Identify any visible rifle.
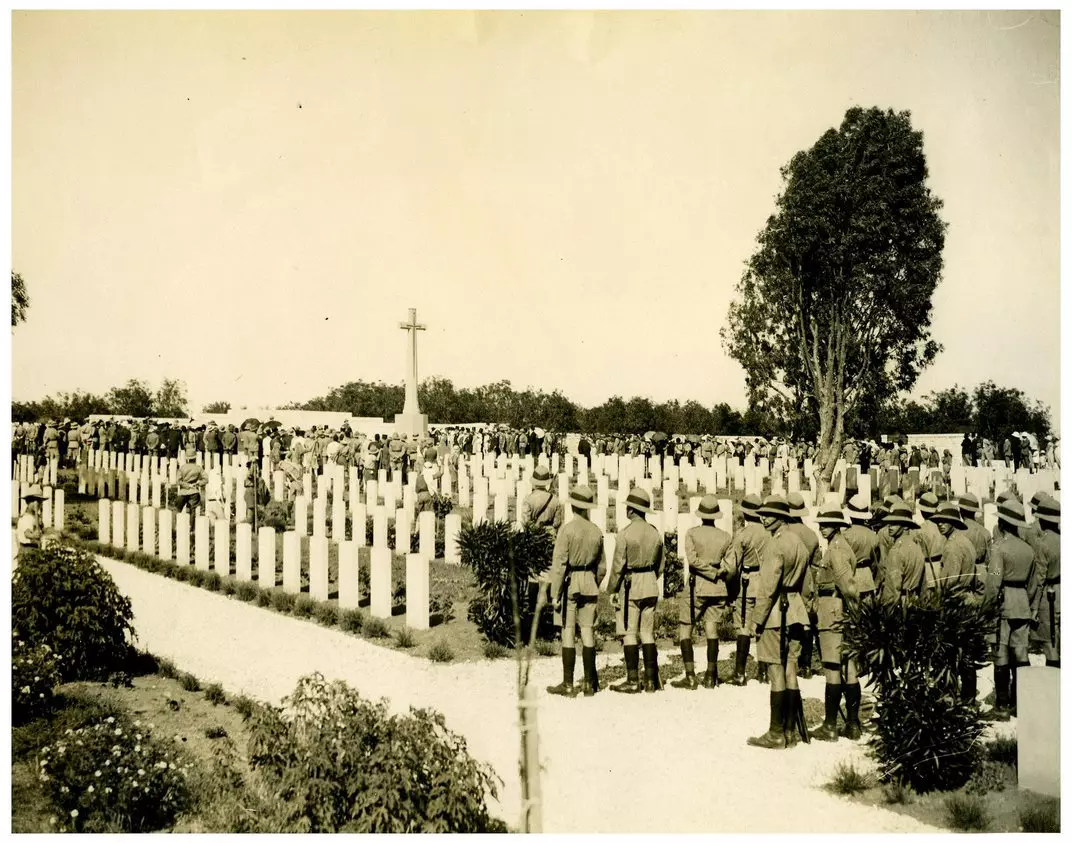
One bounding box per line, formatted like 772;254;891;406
689;571;696;627
1048;589;1057;650
740;572;750;631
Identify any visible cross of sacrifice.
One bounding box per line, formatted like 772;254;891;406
399;308;427;416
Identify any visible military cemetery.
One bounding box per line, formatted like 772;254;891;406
11;10;1059;837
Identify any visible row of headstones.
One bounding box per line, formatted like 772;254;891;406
10;480;65;530
95;498;433;630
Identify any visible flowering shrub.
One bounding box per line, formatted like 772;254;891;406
247;673;504;832
13;544;135;681
36;714;195;832
12;632;61;725
431;492;454;519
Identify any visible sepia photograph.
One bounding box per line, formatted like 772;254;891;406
8;7;1062;834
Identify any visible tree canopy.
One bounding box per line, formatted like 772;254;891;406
12;270;29;327
723;106;947;482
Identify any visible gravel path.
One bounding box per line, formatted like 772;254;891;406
101;557;942;833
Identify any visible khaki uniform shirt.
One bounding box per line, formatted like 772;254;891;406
520;489;564;533
883;531;926;602
985;532;1043;621
916;519;947;591
843;524;879;594
938;531;976;595
814;533;858;631
607;515;665;601
786;521;820;604
684;523;733;598
964;518;990;592
549;516;605;600
753;524;810;630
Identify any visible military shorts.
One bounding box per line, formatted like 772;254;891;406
617;596;658;639
819;630;842;667
678;593;730;626
995;619;1032;666
757;623;805;665
562;594;598;629
732;593;758;637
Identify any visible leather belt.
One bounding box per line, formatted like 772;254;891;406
1045;576;1060;586
855;561;872;569
629;565;656;574
817;586;839;597
742;566;760;574
1003;579;1028;588
782;585;803;594
567;562;599;573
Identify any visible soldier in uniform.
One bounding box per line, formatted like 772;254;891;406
1034;496;1060;668
843;499;881;585
984;498;1044;719
810;508;862;742
879;503;925;603
522;465;565;613
931;501;980;703
671;496;733;689
958;493;991;595
725;493;769;685
608;488;665;694
546;486;605;697
747;496;812;749
785;492;821;679
915;491;946;594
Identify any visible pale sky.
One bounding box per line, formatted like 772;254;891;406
10;10;1061;423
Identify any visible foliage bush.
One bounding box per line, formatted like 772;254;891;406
13;544;136;681
222;578;237;596
178;673;202;692
944;793;990;832
314;603;339;627
1021;801;1060;833
826;761;874;795
203;571;223;592
236;582;259;603
363;617;390;639
339;608;365;634
964;759;1013;795
394;628;416;649
431;492;454;519
245;673;503;832
841;591;989;793
12;632;62;725
428;641;455;663
661;534;685;598
36;713;195;832
460;521;555;646
204;683;227;706
986;735;1018;768
269;589;296;614
259;501;292;531
482;641;510;660
292;595;316;619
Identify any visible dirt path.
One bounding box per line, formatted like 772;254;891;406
100;557;941;833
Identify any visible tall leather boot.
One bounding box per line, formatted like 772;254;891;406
841;682;863;739
784;688;808;745
747;690;787;749
812;683;842;741
547;647;577;697
1045;659;1061;669
611;645;642;694
992;665;1011;720
960;665;978;706
641;643;661;692
671;638;698;689
757;661;770;684
731;636;750;686
798;631;814;679
702;639;721;687
582;646;598;696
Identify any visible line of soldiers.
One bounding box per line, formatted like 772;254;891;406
531;478;1061;748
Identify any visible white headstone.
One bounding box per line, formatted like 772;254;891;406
235;522;252;580
494;493;508;524
111;501;126;550
444;513;461;565
418;511;435;561
158;508;173;561
309;536;329;601
352;502;367;547
370;546;392;618
282;531;301;593
338;540;360;609
312;497;327;537
366;478;379;506
373;506;388;547
332;496;346;542
406;553;430;630
139;505;155;556
1017;666;1060;798
257;526;276;587
98;499;111;544
122;500;139;553
213;519;229;575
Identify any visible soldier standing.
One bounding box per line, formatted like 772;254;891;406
725;494;769;685
785;492;821;679
984;498;1044;719
1033;496;1060;668
546;487;605;697
931;502;980;703
879;503;925;603
915;491;947;594
958;494;991;593
608;488;665;694
747;496;811;749
843;499;881;586
810;508;862;742
522;465;565;615
671;496;733;690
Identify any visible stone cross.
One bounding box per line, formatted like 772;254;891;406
399;307;426;416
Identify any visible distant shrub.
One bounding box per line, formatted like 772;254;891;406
945;793;990;832
827;761;873;795
204;725;228;739
260;501;292;531
395;628;416;649
13;545;135;681
246;673;502;831
964;759;1013;795
221;579;237;596
1021;801;1060;833
883;782;914;804
203;571;223;592
256;588;273;608
204;683;227;706
156;657;179;679
483;641;510;660
986;735;1018;768
535;640;557;657
292;595;316;619
339;608;365;634
236;582;259;603
178;672;201;692
363;617;390;639
270;589;297;615
314;603;339;627
428;642;455;663
232;695;259;721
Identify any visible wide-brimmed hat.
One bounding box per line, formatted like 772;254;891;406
697;495;720;522
757;495;792;520
883;503;920;530
569;485;597;510
931;502;966;530
1035;496;1061;525
997;498;1028;530
624;488;652;514
958;493;981;515
786;492;808;517
21;484;46;501
740;493;762;520
1030;490;1048;509
846;498;871;522
996;490;1019;505
917;491;939;516
531;466;552;489
816;508;849;529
